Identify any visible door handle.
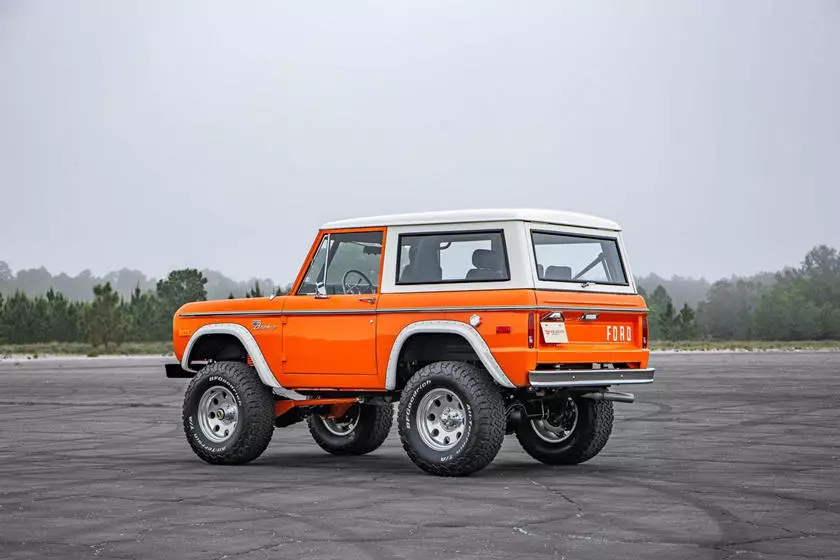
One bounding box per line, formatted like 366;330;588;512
358;297;376;304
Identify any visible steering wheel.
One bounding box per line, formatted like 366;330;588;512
341;269;375;295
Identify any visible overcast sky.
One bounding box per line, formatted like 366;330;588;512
1;1;838;284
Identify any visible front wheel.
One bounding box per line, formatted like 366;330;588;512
515;395;614;465
307;403;393;455
397;361;506;477
182;361;276;465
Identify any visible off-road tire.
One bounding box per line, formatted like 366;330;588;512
307;404;393;455
182;361;276;465
397;361;505;477
515;396;614;465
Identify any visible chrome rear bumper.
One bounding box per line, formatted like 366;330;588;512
528;368;655;388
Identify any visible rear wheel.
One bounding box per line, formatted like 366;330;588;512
307;403;393;455
182;361;276;465
397;361;505;477
515;395;614;465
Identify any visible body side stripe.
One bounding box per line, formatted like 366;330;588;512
179;305;648;319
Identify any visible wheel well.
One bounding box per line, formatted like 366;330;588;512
394;333;482;391
187;334;248;367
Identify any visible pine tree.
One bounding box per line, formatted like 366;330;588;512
246;281;263;298
87;283;125;347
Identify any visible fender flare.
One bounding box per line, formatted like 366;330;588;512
384;320;516;390
181;323;305;400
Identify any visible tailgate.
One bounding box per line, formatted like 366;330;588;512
533;294;647;359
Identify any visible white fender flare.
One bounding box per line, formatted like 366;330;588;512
181;323;305;400
384;320;516;390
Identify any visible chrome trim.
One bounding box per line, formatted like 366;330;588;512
538;306;648;314
380;305;647;314
179;309;372;318
180;310;286;317
385;320;516;390
378;305;534;314
181;323;306;400
528;368;655;388
179;305;649;319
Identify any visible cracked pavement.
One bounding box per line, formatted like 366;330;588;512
1;353;838;559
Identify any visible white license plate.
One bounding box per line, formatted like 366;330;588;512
540;321;568;344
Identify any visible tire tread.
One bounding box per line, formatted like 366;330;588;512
308;404;393;456
397;361;505;477
516;397;614;465
182;361;275;465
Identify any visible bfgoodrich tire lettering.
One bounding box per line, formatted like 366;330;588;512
397;361;505;477
182;361;275;465
515;396;614;465
307;403;393;456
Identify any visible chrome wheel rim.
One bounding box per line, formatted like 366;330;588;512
321;407;360;436
197;385;239;443
531;398;578;443
416;388;466;452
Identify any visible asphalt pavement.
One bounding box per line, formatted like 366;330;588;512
1;352;838;560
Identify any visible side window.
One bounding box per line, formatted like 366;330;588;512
396;230;510;284
296;231;383;295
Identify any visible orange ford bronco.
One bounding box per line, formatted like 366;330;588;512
166;209;654;476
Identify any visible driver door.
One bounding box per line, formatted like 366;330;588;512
282;228;384;381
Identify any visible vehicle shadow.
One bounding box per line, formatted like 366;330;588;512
247;450;640;480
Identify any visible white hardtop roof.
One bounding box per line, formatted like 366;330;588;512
320;208;621;232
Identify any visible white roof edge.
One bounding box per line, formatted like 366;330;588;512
320;208;622;232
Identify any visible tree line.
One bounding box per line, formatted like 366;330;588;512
0;245;838;346
644;245;840;341
0;269;283;346
0;261;288;303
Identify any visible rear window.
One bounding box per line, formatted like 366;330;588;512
396;230;510;284
531;231;628;286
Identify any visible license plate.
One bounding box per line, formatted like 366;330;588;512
540;321;568;344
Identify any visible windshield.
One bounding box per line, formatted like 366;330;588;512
531;231;628;286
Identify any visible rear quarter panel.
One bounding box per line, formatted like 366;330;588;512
376;289;538;387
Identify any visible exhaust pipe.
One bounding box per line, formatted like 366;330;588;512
580;391;635;404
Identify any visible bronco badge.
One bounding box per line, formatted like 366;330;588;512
251;320;277;331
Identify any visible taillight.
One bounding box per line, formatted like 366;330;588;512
527;313;535;348
642;316;649;348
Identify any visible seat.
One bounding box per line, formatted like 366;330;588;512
400;239;442;283
544;265;572;281
466;249;504;281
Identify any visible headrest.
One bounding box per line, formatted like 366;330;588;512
472;249;499;269
545;265;572;280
